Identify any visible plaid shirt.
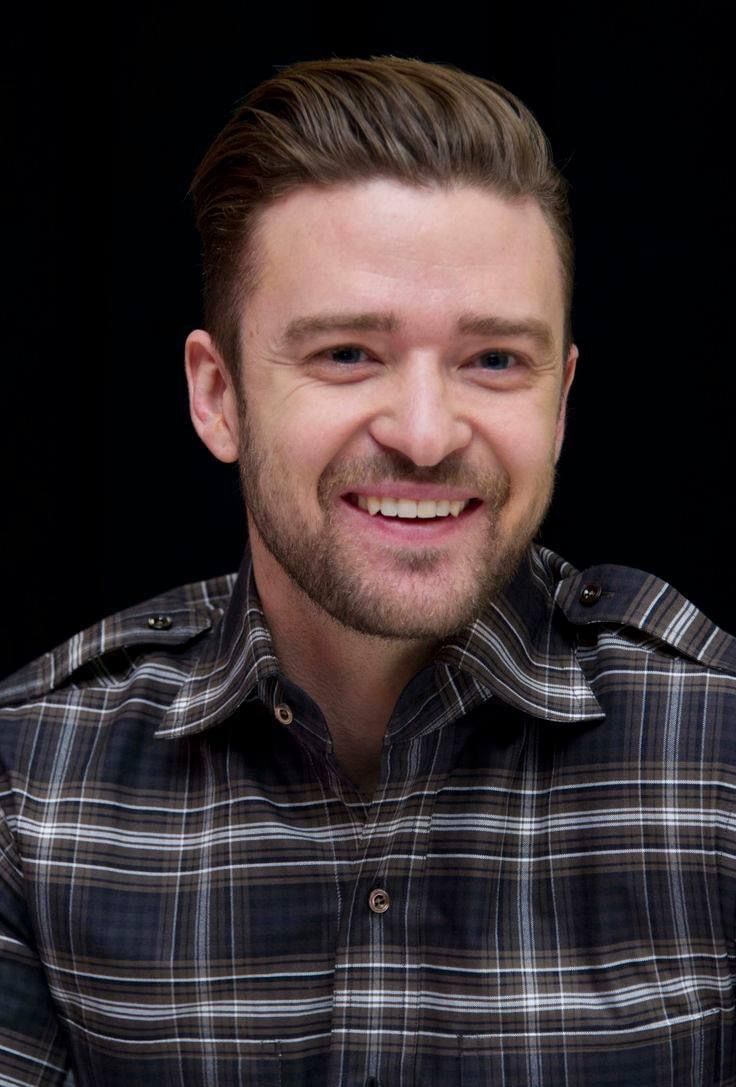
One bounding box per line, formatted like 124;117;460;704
1;544;735;1086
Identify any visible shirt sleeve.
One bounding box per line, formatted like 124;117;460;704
0;802;70;1086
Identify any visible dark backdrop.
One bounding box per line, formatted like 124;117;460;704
3;6;732;680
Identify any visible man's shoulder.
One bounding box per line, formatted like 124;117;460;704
543;549;736;677
0;570;238;711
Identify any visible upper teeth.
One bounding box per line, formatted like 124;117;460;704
355;496;470;518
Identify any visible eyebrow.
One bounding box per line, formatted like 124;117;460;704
280;311;555;353
457;314;555;353
282;312;397;343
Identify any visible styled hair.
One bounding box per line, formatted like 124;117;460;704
189;56;573;378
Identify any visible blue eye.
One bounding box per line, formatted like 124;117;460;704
326;347;367;364
477;352;514;370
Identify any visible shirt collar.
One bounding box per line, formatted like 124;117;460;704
436;545;604;724
155;551;279;739
156;543;603;739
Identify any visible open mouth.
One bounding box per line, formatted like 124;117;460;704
343;493;482;521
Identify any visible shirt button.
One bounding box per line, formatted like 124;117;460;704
579;583;602;606
368;888;390;914
147;615;173;630
274;703;293;725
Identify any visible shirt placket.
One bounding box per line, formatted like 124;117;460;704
260;669;489;1086
323;669;465;1087
324;737;427;1087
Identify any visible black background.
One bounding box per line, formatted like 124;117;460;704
3;6;733;680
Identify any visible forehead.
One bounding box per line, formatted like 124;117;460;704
247;179;565;348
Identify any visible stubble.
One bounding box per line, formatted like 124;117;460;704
237;399;554;640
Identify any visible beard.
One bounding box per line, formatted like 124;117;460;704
237;399;554;642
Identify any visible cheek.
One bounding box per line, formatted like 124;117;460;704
267;408;353;493
296;394;371;467
480;407;559;480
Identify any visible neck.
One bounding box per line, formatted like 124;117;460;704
249;533;437;789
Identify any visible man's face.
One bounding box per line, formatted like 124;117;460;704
232;179;576;640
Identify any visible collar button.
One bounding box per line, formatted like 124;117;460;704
275;703;294;725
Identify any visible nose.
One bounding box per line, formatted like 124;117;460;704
367;359;473;467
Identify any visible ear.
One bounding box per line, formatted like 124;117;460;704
553;343;578;463
184;330;240;464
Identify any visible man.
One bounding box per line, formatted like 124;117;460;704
1;56;734;1087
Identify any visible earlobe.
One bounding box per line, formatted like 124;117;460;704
184;330;240;464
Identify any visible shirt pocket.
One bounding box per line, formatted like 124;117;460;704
65;1042;282;1086
458;1005;730;1086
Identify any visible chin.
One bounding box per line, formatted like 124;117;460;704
314;574;497;641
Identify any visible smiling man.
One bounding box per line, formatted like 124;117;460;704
185;178;576;797
2;57;736;1087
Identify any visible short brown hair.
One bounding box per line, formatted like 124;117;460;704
189;56;573;378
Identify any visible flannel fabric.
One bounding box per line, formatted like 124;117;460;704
1;543;735;1086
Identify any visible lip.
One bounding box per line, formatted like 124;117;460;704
338;494;483;544
342;482;479;502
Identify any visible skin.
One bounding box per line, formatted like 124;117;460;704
185;179;578;797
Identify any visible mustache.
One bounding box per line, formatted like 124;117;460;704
318;451;511;507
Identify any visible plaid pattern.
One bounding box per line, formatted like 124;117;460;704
1;544;735;1086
